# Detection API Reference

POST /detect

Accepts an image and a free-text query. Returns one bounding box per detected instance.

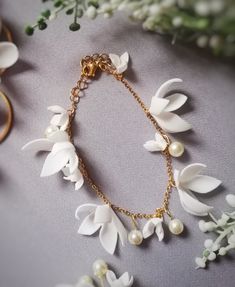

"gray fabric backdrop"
[0,1,235,287]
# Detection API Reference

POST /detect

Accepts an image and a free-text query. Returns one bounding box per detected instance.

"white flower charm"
[142,218,164,241]
[106,270,134,287]
[109,52,129,74]
[0,18,19,75]
[149,78,191,133]
[143,133,167,152]
[174,163,221,216]
[75,204,127,254]
[22,105,84,190]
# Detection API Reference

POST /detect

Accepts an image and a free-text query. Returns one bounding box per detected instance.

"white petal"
[120,272,133,286]
[106,270,117,284]
[63,168,82,182]
[116,63,128,74]
[183,175,221,193]
[47,105,67,113]
[68,153,79,174]
[226,194,235,208]
[143,220,155,238]
[155,222,164,241]
[155,78,183,98]
[94,205,112,224]
[164,93,187,112]
[22,138,53,152]
[178,188,213,216]
[50,113,68,127]
[78,213,101,235]
[0,42,19,69]
[111,209,127,246]
[120,52,129,63]
[155,133,167,150]
[47,130,69,142]
[143,140,162,152]
[180,163,206,183]
[51,142,75,155]
[149,97,169,116]
[40,150,69,177]
[155,112,191,133]
[75,177,84,190]
[75,204,97,219]
[99,222,118,254]
[109,53,121,68]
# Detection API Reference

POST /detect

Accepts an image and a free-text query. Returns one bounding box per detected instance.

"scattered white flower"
[109,52,129,74]
[106,270,134,287]
[75,204,127,254]
[0,18,19,78]
[174,163,221,216]
[143,133,167,152]
[22,105,84,190]
[142,218,164,241]
[149,78,191,133]
[198,220,216,232]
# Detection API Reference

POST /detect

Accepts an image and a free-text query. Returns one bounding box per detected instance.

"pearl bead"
[168,219,184,235]
[128,230,143,245]
[92,259,108,278]
[44,125,58,137]
[168,142,184,157]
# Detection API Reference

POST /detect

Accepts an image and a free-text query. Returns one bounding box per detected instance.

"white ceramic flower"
[22,105,83,190]
[75,204,127,254]
[109,52,129,74]
[142,218,164,241]
[149,78,191,133]
[106,270,134,287]
[174,163,221,216]
[0,18,19,72]
[143,132,167,152]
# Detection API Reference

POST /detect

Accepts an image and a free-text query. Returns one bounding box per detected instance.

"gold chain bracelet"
[67,53,175,220]
[23,52,222,253]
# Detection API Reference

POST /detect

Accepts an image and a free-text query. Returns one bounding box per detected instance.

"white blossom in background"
[75,204,127,254]
[0,18,19,81]
[149,78,191,133]
[195,194,235,269]
[22,105,84,190]
[56,260,134,287]
[106,270,134,287]
[174,163,221,216]
[109,52,129,74]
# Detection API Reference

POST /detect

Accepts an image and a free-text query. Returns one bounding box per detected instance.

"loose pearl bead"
[92,259,108,278]
[44,125,58,137]
[128,230,143,245]
[168,219,184,235]
[168,142,184,157]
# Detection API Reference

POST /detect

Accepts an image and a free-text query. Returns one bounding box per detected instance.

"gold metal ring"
[0,90,13,143]
[0,24,14,142]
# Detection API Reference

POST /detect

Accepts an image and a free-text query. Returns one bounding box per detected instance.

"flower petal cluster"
[174,163,221,216]
[149,78,191,133]
[75,204,127,254]
[106,270,134,287]
[22,105,84,190]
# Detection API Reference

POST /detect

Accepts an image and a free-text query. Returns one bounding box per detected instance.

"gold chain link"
[67,54,176,220]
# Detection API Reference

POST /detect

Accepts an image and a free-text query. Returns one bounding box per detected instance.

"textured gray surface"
[0,1,235,287]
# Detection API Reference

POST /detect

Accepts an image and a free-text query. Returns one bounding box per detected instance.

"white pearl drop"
[168,219,184,235]
[168,142,184,157]
[92,259,108,278]
[128,230,143,245]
